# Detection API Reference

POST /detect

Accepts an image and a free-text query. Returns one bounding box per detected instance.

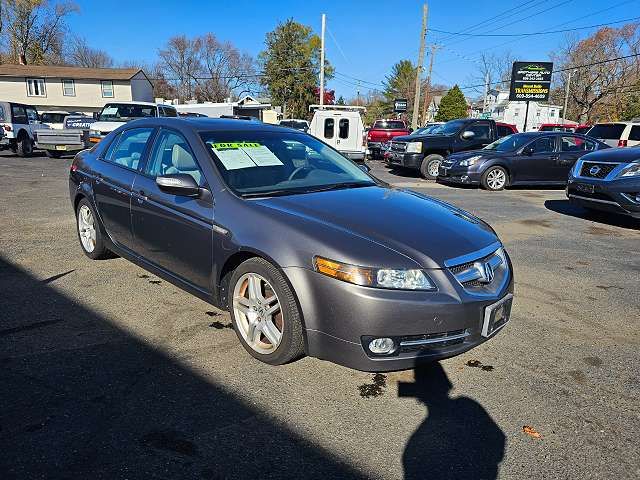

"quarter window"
[146,130,204,186]
[338,119,349,139]
[107,128,154,170]
[628,126,640,141]
[101,80,114,98]
[62,79,75,96]
[324,118,334,139]
[26,78,46,97]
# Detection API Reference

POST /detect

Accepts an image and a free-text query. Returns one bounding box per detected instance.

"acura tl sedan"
[69,118,513,372]
[438,132,609,191]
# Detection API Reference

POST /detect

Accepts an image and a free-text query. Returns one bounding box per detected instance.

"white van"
[309,106,366,162]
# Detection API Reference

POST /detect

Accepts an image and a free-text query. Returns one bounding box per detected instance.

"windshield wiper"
[241,182,375,198]
[303,181,376,193]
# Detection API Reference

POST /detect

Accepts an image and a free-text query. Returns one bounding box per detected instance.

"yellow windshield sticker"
[210,142,261,149]
[208,141,284,169]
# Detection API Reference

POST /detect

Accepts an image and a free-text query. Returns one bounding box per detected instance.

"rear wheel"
[481,166,508,191]
[16,133,33,157]
[76,198,110,259]
[229,258,304,365]
[420,154,444,179]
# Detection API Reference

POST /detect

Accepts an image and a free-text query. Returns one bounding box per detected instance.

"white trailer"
[308,105,366,162]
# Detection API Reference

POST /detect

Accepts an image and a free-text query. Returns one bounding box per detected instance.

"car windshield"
[373,120,405,129]
[200,131,375,197]
[434,119,467,135]
[484,134,533,152]
[587,123,626,139]
[280,120,308,130]
[98,103,157,122]
[40,113,67,124]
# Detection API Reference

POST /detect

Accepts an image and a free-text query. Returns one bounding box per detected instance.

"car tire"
[420,154,444,179]
[481,166,509,191]
[76,198,110,260]
[229,257,304,366]
[16,134,33,157]
[46,150,63,158]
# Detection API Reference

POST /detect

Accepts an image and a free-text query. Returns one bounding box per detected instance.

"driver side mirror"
[156,173,201,197]
[461,130,475,140]
[522,146,534,156]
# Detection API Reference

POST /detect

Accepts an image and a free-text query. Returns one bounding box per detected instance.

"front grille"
[390,141,407,152]
[580,162,617,179]
[447,246,508,295]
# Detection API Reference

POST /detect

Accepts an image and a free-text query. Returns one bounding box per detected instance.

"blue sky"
[68,0,638,99]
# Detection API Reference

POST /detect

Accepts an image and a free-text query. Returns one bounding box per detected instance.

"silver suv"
[587,121,640,148]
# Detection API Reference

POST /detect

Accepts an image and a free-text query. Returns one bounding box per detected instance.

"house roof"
[0,64,146,81]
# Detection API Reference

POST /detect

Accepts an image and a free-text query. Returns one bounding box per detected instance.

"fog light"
[369,337,395,354]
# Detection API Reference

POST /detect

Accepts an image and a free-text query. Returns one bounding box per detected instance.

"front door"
[131,128,214,292]
[513,136,558,182]
[457,121,493,152]
[92,127,155,251]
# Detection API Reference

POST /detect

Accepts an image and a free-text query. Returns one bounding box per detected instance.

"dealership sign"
[393,98,408,112]
[509,61,553,101]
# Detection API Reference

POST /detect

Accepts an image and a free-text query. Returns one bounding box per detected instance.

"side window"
[338,118,349,139]
[324,118,334,139]
[466,123,491,141]
[497,125,511,138]
[107,128,154,170]
[11,105,27,124]
[561,136,595,152]
[629,126,640,141]
[529,137,555,154]
[145,130,205,186]
[0,105,5,122]
[102,133,122,160]
[164,107,178,117]
[26,108,39,123]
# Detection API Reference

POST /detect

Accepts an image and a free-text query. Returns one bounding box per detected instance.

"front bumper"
[385,151,423,169]
[342,150,366,162]
[437,164,482,185]
[567,177,640,218]
[284,264,514,372]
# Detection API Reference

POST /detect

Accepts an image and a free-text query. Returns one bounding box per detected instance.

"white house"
[485,89,564,131]
[0,64,154,115]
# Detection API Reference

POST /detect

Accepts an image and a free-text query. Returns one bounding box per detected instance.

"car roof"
[124,117,292,133]
[102,101,173,108]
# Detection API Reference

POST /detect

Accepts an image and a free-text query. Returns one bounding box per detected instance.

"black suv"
[386,119,511,178]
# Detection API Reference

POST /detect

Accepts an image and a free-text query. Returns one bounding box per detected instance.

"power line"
[430,16,640,37]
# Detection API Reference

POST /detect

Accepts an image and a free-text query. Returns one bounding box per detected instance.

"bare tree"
[67,35,113,68]
[2,0,77,65]
[158,35,201,102]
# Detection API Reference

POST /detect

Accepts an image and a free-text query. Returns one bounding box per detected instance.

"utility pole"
[421,43,439,123]
[561,70,572,125]
[411,3,428,130]
[482,72,489,113]
[319,13,326,107]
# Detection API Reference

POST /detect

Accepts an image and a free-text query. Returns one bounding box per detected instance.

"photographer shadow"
[401,363,505,480]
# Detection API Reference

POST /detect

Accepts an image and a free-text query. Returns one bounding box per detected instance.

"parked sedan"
[69,118,513,372]
[438,132,609,191]
[567,147,640,219]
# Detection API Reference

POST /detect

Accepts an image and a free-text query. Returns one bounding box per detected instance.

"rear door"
[131,128,214,291]
[556,135,598,180]
[513,136,558,182]
[92,127,155,252]
[336,115,358,153]
[321,114,338,149]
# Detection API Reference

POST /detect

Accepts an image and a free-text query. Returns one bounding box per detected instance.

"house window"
[101,80,114,98]
[62,79,75,96]
[26,78,46,97]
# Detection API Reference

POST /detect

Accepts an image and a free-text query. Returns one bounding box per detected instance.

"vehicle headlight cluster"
[406,141,422,153]
[314,256,436,291]
[89,129,100,136]
[459,155,482,167]
[617,162,640,178]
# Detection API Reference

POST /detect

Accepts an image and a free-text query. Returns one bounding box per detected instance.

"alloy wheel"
[232,273,283,355]
[78,205,97,253]
[428,160,441,177]
[486,168,506,190]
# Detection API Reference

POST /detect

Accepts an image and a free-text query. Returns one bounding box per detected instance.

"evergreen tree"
[336,95,346,105]
[435,85,468,121]
[383,60,417,118]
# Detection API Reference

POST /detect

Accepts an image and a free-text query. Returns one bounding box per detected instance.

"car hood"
[447,149,511,161]
[581,146,640,164]
[254,186,499,269]
[90,121,126,132]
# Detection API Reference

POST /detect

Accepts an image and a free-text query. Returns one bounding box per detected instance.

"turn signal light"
[314,257,373,286]
[618,139,628,147]
[3,125,11,132]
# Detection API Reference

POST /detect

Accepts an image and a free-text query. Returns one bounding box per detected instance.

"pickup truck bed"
[35,129,89,158]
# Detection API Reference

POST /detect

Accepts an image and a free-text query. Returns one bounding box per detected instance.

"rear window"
[373,120,405,130]
[628,125,640,141]
[587,123,626,140]
[280,120,308,130]
[41,112,67,124]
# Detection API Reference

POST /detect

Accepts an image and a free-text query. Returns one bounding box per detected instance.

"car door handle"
[95,174,103,184]
[135,189,147,204]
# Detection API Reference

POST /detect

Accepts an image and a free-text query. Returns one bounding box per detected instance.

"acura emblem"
[474,261,495,284]
[589,165,601,176]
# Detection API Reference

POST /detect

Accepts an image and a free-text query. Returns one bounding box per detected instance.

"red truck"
[366,119,411,158]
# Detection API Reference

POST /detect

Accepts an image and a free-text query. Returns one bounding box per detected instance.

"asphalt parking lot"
[1,151,639,479]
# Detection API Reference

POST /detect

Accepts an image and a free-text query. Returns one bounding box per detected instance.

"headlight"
[89,129,100,136]
[314,256,436,291]
[459,155,482,167]
[617,162,640,178]
[406,141,422,153]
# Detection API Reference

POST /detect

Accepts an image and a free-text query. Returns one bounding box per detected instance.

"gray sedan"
[69,118,513,371]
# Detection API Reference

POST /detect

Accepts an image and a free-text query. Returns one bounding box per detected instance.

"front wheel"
[420,154,444,179]
[481,166,509,191]
[229,258,304,365]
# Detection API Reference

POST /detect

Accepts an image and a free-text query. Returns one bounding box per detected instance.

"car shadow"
[399,363,505,480]
[0,257,366,479]
[387,166,423,178]
[544,199,640,230]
